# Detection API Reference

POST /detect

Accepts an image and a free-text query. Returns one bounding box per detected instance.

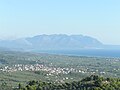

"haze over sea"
[37,49,120,58]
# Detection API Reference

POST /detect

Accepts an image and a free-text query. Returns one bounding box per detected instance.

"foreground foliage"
[1,75,119,90]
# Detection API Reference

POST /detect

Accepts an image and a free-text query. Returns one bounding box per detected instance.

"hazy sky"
[0,0,120,45]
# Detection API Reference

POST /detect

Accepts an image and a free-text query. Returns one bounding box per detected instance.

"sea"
[37,49,120,58]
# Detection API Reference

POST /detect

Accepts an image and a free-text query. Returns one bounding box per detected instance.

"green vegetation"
[0,51,120,89]
[1,75,120,90]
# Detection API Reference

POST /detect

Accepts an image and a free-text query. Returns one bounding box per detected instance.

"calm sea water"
[38,49,120,58]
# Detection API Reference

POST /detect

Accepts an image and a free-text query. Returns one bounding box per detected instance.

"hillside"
[0,51,120,88]
[1,75,120,90]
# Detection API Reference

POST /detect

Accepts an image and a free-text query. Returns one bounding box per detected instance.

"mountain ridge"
[0,34,119,51]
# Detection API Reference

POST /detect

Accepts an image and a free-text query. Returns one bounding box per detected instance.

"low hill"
[2,75,120,90]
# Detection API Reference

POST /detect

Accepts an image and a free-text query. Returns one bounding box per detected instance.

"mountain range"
[0,34,119,51]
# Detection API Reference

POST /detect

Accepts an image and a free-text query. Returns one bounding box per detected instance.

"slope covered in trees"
[2,75,119,90]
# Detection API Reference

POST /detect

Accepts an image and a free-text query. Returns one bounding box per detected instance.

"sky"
[0,0,120,45]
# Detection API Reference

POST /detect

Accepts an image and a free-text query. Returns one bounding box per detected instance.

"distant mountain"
[0,34,103,51]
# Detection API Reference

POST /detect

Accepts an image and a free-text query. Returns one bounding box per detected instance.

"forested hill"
[1,75,120,90]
